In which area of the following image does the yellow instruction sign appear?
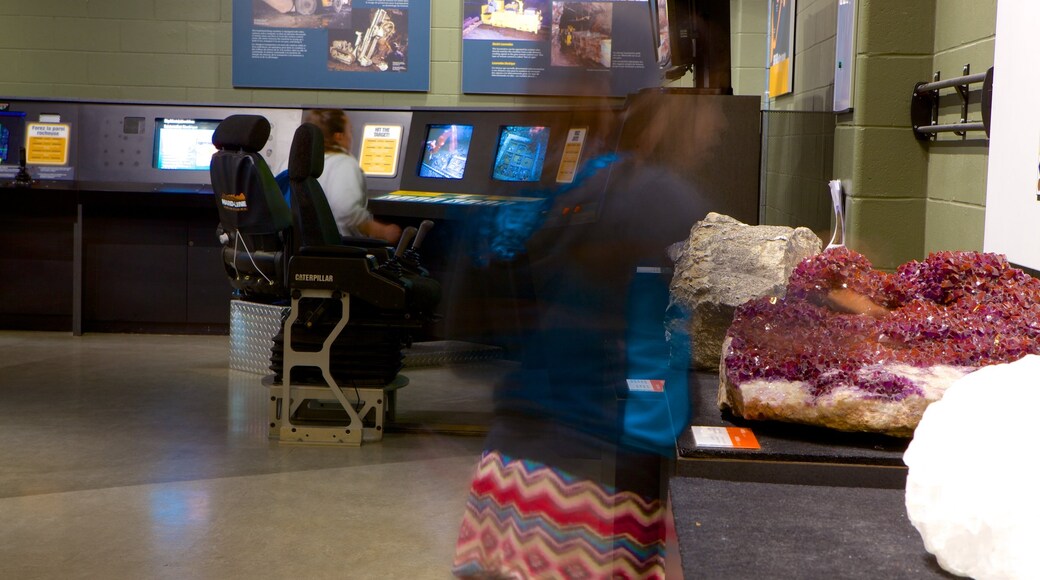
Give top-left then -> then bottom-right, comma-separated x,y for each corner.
358,124 -> 402,178
555,127 -> 587,184
26,123 -> 70,166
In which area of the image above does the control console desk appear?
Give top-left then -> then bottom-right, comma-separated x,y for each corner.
1,93 -> 761,338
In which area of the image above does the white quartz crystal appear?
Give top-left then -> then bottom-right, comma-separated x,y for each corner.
904,354 -> 1040,579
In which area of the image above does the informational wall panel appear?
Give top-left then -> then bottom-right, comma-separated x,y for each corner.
984,0 -> 1040,270
233,0 -> 430,92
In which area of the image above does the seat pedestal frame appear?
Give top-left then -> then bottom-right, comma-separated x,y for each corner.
268,288 -> 405,446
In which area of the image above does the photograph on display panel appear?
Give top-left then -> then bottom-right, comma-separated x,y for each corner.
251,0 -> 353,28
767,0 -> 795,97
552,2 -> 613,69
327,8 -> 408,72
461,0 -> 660,96
463,0 -> 550,41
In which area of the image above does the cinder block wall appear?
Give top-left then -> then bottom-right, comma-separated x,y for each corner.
831,0 -> 994,269
0,0 -> 586,107
729,0 -> 768,98
923,0 -> 995,255
0,0 -> 994,267
834,0 -> 935,269
759,0 -> 837,233
0,1 -> 764,104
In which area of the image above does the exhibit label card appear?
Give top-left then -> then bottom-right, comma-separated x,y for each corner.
26,123 -> 70,166
626,379 -> 665,392
358,124 -> 403,177
233,0 -> 430,91
555,127 -> 587,183
691,426 -> 761,450
462,0 -> 661,97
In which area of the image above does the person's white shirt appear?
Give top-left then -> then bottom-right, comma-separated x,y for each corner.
317,150 -> 372,238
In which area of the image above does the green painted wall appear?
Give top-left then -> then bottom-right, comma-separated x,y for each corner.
829,0 -> 935,270
923,0 -> 995,255
0,0 -> 599,107
729,0 -> 768,98
0,0 -> 994,268
758,0 -> 835,235
754,0 -> 994,269
0,1 -> 767,104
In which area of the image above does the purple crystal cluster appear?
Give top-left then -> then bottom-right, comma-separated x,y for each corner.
725,248 -> 1040,401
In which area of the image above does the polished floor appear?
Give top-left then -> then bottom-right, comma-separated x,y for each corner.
0,331 -> 496,579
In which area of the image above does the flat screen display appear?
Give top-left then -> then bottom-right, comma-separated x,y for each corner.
418,124 -> 473,180
153,118 -> 220,170
0,111 -> 27,166
492,125 -> 550,182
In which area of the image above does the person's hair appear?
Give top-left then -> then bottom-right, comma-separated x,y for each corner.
304,109 -> 350,153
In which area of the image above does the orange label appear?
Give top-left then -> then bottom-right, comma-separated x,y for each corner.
725,427 -> 761,449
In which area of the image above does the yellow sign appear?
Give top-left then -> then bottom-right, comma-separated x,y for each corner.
358,124 -> 402,178
768,59 -> 792,98
26,123 -> 70,166
555,127 -> 587,183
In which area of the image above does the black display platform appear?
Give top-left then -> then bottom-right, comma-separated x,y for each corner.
669,477 -> 957,579
677,372 -> 912,488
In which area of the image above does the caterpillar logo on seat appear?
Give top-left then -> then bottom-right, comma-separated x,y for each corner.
220,192 -> 248,211
295,273 -> 334,283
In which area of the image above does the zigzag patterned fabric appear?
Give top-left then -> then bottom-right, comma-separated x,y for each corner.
453,450 -> 666,579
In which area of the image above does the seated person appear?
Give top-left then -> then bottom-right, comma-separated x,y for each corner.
301,109 -> 402,244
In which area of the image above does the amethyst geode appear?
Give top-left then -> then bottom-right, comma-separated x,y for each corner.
719,247 -> 1040,436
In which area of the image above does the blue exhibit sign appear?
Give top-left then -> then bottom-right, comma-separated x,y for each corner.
462,0 -> 661,97
233,0 -> 430,92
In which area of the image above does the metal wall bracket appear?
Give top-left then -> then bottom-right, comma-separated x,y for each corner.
911,65 -> 993,141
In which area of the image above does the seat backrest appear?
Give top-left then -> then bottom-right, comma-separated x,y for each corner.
211,115 -> 292,240
210,114 -> 292,297
287,122 -> 345,249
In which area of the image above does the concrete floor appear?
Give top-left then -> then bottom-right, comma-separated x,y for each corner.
0,331 -> 493,579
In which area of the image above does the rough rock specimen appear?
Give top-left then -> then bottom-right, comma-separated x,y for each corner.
905,355 -> 1040,578
720,247 -> 1040,436
667,213 -> 822,370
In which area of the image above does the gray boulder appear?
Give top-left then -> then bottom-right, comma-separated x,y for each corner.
667,213 -> 822,370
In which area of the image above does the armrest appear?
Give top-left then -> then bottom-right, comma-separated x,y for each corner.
297,244 -> 370,258
340,235 -> 393,250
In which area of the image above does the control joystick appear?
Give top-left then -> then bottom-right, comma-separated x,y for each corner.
13,148 -> 33,188
400,219 -> 434,275
377,226 -> 417,278
393,226 -> 418,262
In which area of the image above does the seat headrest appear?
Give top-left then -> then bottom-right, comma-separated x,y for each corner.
212,115 -> 271,153
289,123 -> 325,181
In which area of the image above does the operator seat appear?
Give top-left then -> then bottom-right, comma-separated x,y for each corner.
285,121 -> 394,257
210,114 -> 292,299
270,121 -> 441,388
284,121 -> 343,249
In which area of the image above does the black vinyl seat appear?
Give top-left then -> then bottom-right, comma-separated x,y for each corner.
270,122 -> 441,389
210,114 -> 292,299
285,121 -> 396,258
285,121 -> 345,249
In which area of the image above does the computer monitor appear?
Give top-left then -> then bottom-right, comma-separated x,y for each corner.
492,125 -> 550,182
418,124 -> 473,180
152,118 -> 220,171
0,111 -> 27,166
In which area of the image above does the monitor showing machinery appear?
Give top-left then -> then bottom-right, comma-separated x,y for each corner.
418,124 -> 473,180
492,125 -> 550,182
0,111 -> 27,165
152,118 -> 220,171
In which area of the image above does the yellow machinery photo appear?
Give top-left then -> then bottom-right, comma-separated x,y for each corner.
481,0 -> 542,34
